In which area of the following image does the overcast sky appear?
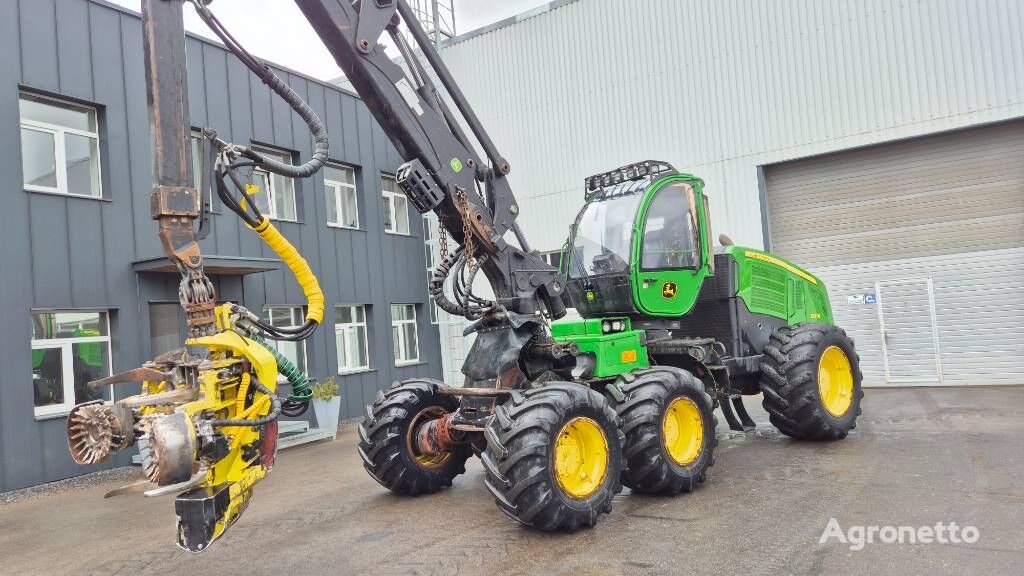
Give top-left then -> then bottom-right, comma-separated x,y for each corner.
107,0 -> 550,80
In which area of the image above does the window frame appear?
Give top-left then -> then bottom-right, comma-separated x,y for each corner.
31,310 -> 113,419
639,182 -> 702,273
539,249 -> 563,271
19,92 -> 103,199
381,175 -> 411,235
263,306 -> 308,373
325,163 -> 360,229
391,304 -> 420,365
334,305 -> 371,374
190,129 -> 219,214
250,145 -> 298,222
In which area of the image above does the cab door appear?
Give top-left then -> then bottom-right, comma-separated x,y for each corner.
632,178 -> 710,316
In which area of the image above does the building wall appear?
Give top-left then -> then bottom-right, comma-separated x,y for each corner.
437,0 -> 1024,252
0,0 -> 440,492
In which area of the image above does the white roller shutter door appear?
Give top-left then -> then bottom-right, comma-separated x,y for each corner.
765,121 -> 1024,386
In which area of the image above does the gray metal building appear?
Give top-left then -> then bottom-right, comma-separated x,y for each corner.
437,0 -> 1024,388
0,0 -> 441,492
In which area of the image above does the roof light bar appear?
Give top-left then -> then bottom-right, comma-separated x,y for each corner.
584,160 -> 678,197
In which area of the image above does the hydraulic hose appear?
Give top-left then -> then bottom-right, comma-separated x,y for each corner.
210,377 -> 281,427
189,0 -> 328,178
252,217 -> 324,325
249,332 -> 313,402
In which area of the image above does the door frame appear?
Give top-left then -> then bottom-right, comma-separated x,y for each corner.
875,277 -> 943,385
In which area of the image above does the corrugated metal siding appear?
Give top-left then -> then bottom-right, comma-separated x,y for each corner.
765,120 -> 1024,266
438,0 -> 1024,252
0,0 -> 441,491
817,248 -> 1024,386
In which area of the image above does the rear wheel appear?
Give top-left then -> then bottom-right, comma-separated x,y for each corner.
608,367 -> 717,494
482,383 -> 623,531
760,324 -> 864,440
358,379 -> 471,495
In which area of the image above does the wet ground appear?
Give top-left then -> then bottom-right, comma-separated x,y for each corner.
2,386 -> 1022,575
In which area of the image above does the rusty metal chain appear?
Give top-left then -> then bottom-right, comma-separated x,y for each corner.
437,217 -> 448,262
455,188 -> 475,266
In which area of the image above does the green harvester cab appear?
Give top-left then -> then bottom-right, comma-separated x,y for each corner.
553,160 -> 861,437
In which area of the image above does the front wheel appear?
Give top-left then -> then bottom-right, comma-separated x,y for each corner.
358,379 -> 471,495
608,367 -> 717,495
481,383 -> 623,531
760,324 -> 864,440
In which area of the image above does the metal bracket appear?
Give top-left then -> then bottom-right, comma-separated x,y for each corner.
355,0 -> 396,53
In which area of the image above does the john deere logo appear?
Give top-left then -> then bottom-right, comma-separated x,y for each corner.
662,281 -> 677,299
450,157 -> 463,173
586,290 -> 595,302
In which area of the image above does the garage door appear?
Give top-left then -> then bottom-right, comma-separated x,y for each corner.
764,120 -> 1024,386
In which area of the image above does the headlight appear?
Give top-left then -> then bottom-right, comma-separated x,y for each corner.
612,320 -> 625,332
602,321 -> 612,333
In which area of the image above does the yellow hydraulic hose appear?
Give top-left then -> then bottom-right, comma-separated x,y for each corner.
251,217 -> 325,324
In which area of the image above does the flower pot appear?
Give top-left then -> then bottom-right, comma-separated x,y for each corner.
312,396 -> 341,438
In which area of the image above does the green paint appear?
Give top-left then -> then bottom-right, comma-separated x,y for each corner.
630,175 -> 711,317
726,245 -> 833,325
551,317 -> 650,377
450,157 -> 463,173
554,168 -> 835,381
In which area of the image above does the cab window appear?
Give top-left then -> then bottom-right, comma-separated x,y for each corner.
568,192 -> 643,278
641,182 -> 700,270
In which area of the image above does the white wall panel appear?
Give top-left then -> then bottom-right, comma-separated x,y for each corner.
438,0 -> 1024,252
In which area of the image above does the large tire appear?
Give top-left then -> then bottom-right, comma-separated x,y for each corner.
607,367 -> 717,494
760,324 -> 864,440
482,383 -> 624,531
358,379 -> 471,495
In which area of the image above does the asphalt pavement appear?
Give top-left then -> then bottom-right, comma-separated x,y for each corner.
1,386 -> 1022,575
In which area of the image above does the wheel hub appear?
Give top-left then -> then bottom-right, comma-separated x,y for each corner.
553,417 -> 608,499
662,397 -> 703,466
818,345 -> 854,417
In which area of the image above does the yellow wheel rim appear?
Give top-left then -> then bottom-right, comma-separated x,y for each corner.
662,397 -> 704,466
553,417 -> 609,499
818,345 -> 854,417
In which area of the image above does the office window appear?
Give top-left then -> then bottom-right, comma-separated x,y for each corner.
540,249 -> 563,270
149,303 -> 181,358
335,305 -> 369,373
391,304 -> 419,364
325,164 -> 359,229
250,146 -> 297,221
423,215 -> 441,324
382,175 -> 410,235
19,93 -> 102,198
31,311 -> 112,418
263,306 -> 307,372
190,130 -> 216,211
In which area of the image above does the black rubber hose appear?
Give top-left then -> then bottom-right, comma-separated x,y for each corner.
190,0 -> 328,178
210,377 -> 281,428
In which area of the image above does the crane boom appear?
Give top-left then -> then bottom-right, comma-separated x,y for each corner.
294,0 -> 566,323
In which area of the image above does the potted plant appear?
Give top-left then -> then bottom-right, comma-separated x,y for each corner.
310,377 -> 341,438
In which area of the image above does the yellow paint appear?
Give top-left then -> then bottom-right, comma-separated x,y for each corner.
252,218 -> 325,323
554,417 -> 609,499
662,397 -> 703,465
810,313 -> 822,319
621,349 -> 638,363
818,346 -> 854,417
744,251 -> 819,285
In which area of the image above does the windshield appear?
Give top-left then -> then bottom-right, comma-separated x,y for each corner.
568,193 -> 643,278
